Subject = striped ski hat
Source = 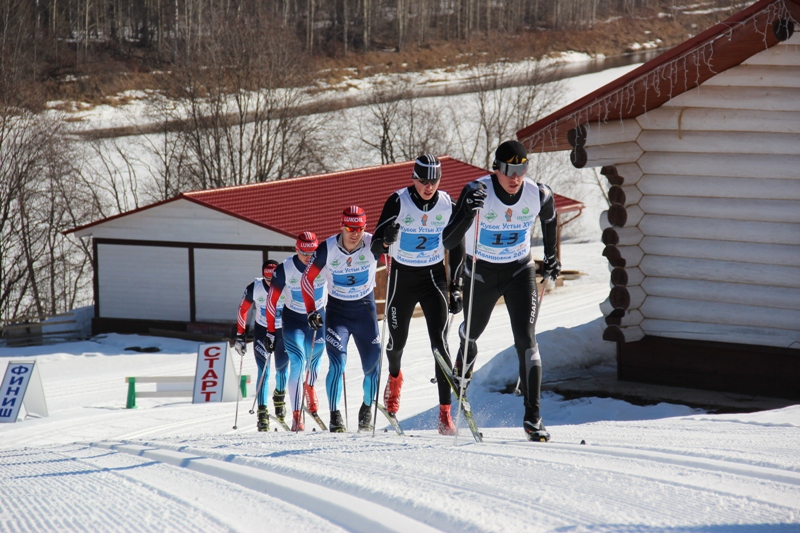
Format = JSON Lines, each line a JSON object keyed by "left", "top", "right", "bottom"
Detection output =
{"left": 412, "top": 154, "right": 442, "bottom": 182}
{"left": 295, "top": 232, "right": 318, "bottom": 254}
{"left": 341, "top": 205, "right": 367, "bottom": 228}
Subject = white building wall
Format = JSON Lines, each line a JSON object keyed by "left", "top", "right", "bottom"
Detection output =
{"left": 98, "top": 244, "right": 190, "bottom": 321}
{"left": 591, "top": 33, "right": 800, "bottom": 348}
{"left": 194, "top": 249, "right": 262, "bottom": 322}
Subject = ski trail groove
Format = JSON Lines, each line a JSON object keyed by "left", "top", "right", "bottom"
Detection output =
{"left": 88, "top": 440, "right": 439, "bottom": 533}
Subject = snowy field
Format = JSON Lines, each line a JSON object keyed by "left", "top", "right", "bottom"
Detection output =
{"left": 2, "top": 241, "right": 799, "bottom": 532}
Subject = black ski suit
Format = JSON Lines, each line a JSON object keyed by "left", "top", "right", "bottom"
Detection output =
{"left": 371, "top": 186, "right": 465, "bottom": 405}
{"left": 442, "top": 174, "right": 558, "bottom": 424}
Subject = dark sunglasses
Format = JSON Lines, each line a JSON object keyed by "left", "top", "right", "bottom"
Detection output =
{"left": 297, "top": 249, "right": 315, "bottom": 256}
{"left": 413, "top": 176, "right": 440, "bottom": 186}
{"left": 496, "top": 161, "right": 528, "bottom": 178}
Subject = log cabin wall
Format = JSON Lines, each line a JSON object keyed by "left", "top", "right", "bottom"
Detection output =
{"left": 577, "top": 34, "right": 800, "bottom": 397}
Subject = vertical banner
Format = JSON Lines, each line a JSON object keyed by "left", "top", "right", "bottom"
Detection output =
{"left": 193, "top": 342, "right": 238, "bottom": 403}
{"left": 0, "top": 361, "right": 49, "bottom": 423}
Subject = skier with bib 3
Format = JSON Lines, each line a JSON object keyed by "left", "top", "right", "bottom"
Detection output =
{"left": 266, "top": 232, "right": 327, "bottom": 431}
{"left": 370, "top": 154, "right": 465, "bottom": 435}
{"left": 302, "top": 206, "right": 380, "bottom": 433}
{"left": 443, "top": 140, "right": 560, "bottom": 442}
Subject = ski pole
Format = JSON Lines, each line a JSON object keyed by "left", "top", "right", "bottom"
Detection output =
{"left": 232, "top": 348, "right": 245, "bottom": 430}
{"left": 249, "top": 348, "right": 271, "bottom": 414}
{"left": 454, "top": 210, "right": 481, "bottom": 444}
{"left": 373, "top": 248, "right": 394, "bottom": 437}
{"left": 514, "top": 278, "right": 548, "bottom": 396}
{"left": 343, "top": 371, "right": 349, "bottom": 430}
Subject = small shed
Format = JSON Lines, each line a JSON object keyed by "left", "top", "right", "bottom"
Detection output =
{"left": 516, "top": 0, "right": 800, "bottom": 399}
{"left": 68, "top": 156, "right": 584, "bottom": 337}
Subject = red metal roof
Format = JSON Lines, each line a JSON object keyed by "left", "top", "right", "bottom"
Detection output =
{"left": 517, "top": 0, "right": 800, "bottom": 152}
{"left": 183, "top": 156, "right": 583, "bottom": 240}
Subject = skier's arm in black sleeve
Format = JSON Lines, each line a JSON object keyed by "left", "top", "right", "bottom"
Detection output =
{"left": 538, "top": 183, "right": 558, "bottom": 258}
{"left": 446, "top": 201, "right": 466, "bottom": 285}
{"left": 370, "top": 192, "right": 401, "bottom": 259}
{"left": 443, "top": 182, "right": 479, "bottom": 250}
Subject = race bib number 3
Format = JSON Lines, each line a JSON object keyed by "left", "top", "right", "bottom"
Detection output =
{"left": 400, "top": 233, "right": 440, "bottom": 252}
{"left": 333, "top": 271, "right": 369, "bottom": 288}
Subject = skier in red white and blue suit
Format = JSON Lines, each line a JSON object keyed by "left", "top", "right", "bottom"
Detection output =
{"left": 302, "top": 206, "right": 380, "bottom": 433}
{"left": 234, "top": 260, "right": 289, "bottom": 431}
{"left": 266, "top": 232, "right": 327, "bottom": 432}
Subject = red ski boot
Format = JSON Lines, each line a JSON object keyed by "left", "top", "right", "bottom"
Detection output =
{"left": 383, "top": 371, "right": 403, "bottom": 415}
{"left": 291, "top": 410, "right": 304, "bottom": 432}
{"left": 438, "top": 404, "right": 456, "bottom": 435}
{"left": 304, "top": 381, "right": 319, "bottom": 413}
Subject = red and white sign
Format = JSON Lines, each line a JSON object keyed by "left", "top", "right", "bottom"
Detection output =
{"left": 192, "top": 342, "right": 237, "bottom": 403}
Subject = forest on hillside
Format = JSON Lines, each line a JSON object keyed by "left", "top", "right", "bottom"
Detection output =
{"left": 0, "top": 1, "right": 747, "bottom": 327}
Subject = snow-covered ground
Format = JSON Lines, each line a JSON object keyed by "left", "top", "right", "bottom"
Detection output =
{"left": 2, "top": 241, "right": 799, "bottom": 532}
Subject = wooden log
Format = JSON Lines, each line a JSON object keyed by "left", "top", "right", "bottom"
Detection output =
{"left": 583, "top": 142, "right": 643, "bottom": 169}
{"left": 639, "top": 236, "right": 800, "bottom": 267}
{"left": 617, "top": 245, "right": 644, "bottom": 268}
{"left": 640, "top": 296, "right": 800, "bottom": 331}
{"left": 639, "top": 255, "right": 800, "bottom": 289}
{"left": 641, "top": 277, "right": 800, "bottom": 311}
{"left": 600, "top": 297, "right": 614, "bottom": 317}
{"left": 600, "top": 166, "right": 622, "bottom": 186}
{"left": 570, "top": 145, "right": 588, "bottom": 168}
{"left": 601, "top": 228, "right": 619, "bottom": 246}
{"left": 606, "top": 205, "right": 628, "bottom": 227}
{"left": 622, "top": 266, "right": 644, "bottom": 286}
{"left": 584, "top": 119, "right": 641, "bottom": 147}
{"left": 567, "top": 124, "right": 587, "bottom": 147}
{"left": 636, "top": 107, "right": 800, "bottom": 134}
{"left": 638, "top": 152, "right": 800, "bottom": 179}
{"left": 604, "top": 309, "right": 645, "bottom": 328}
{"left": 610, "top": 285, "right": 646, "bottom": 310}
{"left": 637, "top": 174, "right": 800, "bottom": 200}
{"left": 609, "top": 227, "right": 644, "bottom": 247}
{"left": 619, "top": 185, "right": 642, "bottom": 207}
{"left": 639, "top": 214, "right": 800, "bottom": 246}
{"left": 638, "top": 196, "right": 800, "bottom": 223}
{"left": 702, "top": 64, "right": 800, "bottom": 88}
{"left": 637, "top": 130, "right": 800, "bottom": 156}
{"left": 603, "top": 325, "right": 626, "bottom": 343}
{"left": 613, "top": 163, "right": 643, "bottom": 186}
{"left": 664, "top": 86, "right": 800, "bottom": 111}
{"left": 608, "top": 185, "right": 626, "bottom": 206}
{"left": 602, "top": 245, "right": 626, "bottom": 268}
{"left": 639, "top": 319, "right": 800, "bottom": 349}
{"left": 618, "top": 325, "right": 645, "bottom": 343}
{"left": 610, "top": 267, "right": 627, "bottom": 286}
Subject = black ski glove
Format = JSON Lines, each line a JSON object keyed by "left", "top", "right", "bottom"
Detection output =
{"left": 449, "top": 283, "right": 463, "bottom": 314}
{"left": 542, "top": 253, "right": 561, "bottom": 282}
{"left": 307, "top": 311, "right": 323, "bottom": 331}
{"left": 265, "top": 331, "right": 276, "bottom": 353}
{"left": 234, "top": 333, "right": 246, "bottom": 356}
{"left": 383, "top": 222, "right": 400, "bottom": 245}
{"left": 464, "top": 184, "right": 487, "bottom": 214}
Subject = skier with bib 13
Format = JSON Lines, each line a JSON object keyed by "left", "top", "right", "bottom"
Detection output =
{"left": 442, "top": 140, "right": 560, "bottom": 442}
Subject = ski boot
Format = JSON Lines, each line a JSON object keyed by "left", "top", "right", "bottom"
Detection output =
{"left": 304, "top": 381, "right": 319, "bottom": 414}
{"left": 383, "top": 370, "right": 403, "bottom": 415}
{"left": 291, "top": 410, "right": 304, "bottom": 432}
{"left": 329, "top": 410, "right": 346, "bottom": 433}
{"left": 452, "top": 361, "right": 472, "bottom": 393}
{"left": 438, "top": 404, "right": 456, "bottom": 436}
{"left": 524, "top": 418, "right": 551, "bottom": 442}
{"left": 358, "top": 402, "right": 373, "bottom": 432}
{"left": 273, "top": 390, "right": 286, "bottom": 421}
{"left": 257, "top": 406, "right": 270, "bottom": 432}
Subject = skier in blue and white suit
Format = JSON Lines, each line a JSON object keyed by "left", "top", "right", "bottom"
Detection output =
{"left": 302, "top": 206, "right": 380, "bottom": 433}
{"left": 266, "top": 232, "right": 327, "bottom": 432}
